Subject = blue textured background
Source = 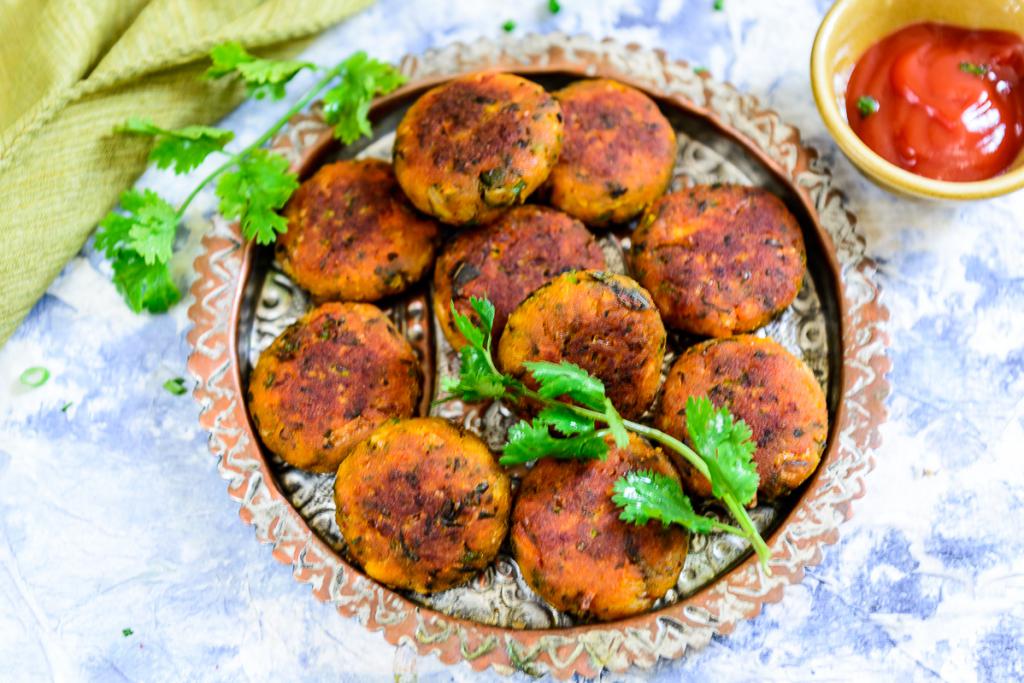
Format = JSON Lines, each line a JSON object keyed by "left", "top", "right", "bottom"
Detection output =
{"left": 2, "top": 1, "right": 1023, "bottom": 681}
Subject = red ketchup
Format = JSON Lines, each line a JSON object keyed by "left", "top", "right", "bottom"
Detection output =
{"left": 846, "top": 22, "right": 1024, "bottom": 182}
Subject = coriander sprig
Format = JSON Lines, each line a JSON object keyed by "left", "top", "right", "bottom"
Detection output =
{"left": 438, "top": 296, "right": 773, "bottom": 571}
{"left": 97, "top": 43, "right": 405, "bottom": 313}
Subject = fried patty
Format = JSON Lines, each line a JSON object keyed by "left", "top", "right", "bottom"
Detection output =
{"left": 497, "top": 270, "right": 666, "bottom": 419}
{"left": 655, "top": 336, "right": 827, "bottom": 500}
{"left": 510, "top": 434, "right": 688, "bottom": 621}
{"left": 433, "top": 205, "right": 607, "bottom": 350}
{"left": 393, "top": 72, "right": 564, "bottom": 226}
{"left": 545, "top": 79, "right": 676, "bottom": 226}
{"left": 334, "top": 418, "right": 512, "bottom": 593}
{"left": 276, "top": 159, "right": 440, "bottom": 301}
{"left": 247, "top": 303, "right": 421, "bottom": 473}
{"left": 629, "top": 185, "right": 807, "bottom": 337}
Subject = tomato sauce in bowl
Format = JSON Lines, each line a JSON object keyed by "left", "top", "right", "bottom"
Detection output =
{"left": 845, "top": 22, "right": 1024, "bottom": 182}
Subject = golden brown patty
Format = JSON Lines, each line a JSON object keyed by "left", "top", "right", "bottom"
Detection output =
{"left": 433, "top": 205, "right": 607, "bottom": 350}
{"left": 655, "top": 336, "right": 827, "bottom": 500}
{"left": 275, "top": 159, "right": 440, "bottom": 301}
{"left": 511, "top": 434, "right": 688, "bottom": 621}
{"left": 334, "top": 418, "right": 512, "bottom": 593}
{"left": 545, "top": 79, "right": 676, "bottom": 226}
{"left": 247, "top": 303, "right": 421, "bottom": 473}
{"left": 393, "top": 72, "right": 563, "bottom": 226}
{"left": 497, "top": 271, "right": 666, "bottom": 419}
{"left": 629, "top": 185, "right": 807, "bottom": 337}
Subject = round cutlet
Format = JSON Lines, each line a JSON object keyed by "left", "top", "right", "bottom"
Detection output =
{"left": 433, "top": 205, "right": 607, "bottom": 350}
{"left": 546, "top": 78, "right": 676, "bottom": 226}
{"left": 247, "top": 302, "right": 421, "bottom": 473}
{"left": 393, "top": 72, "right": 564, "bottom": 226}
{"left": 497, "top": 270, "right": 666, "bottom": 420}
{"left": 275, "top": 159, "right": 440, "bottom": 302}
{"left": 656, "top": 336, "right": 828, "bottom": 501}
{"left": 629, "top": 185, "right": 807, "bottom": 337}
{"left": 334, "top": 418, "right": 512, "bottom": 593}
{"left": 510, "top": 434, "right": 688, "bottom": 621}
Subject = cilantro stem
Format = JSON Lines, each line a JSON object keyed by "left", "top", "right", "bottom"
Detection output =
{"left": 174, "top": 63, "right": 348, "bottom": 220}
{"left": 517, "top": 387, "right": 771, "bottom": 572}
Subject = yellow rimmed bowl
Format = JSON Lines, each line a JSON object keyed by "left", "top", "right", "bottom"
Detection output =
{"left": 810, "top": 0, "right": 1024, "bottom": 200}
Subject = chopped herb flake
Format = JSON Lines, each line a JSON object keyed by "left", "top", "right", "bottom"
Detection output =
{"left": 502, "top": 20, "right": 516, "bottom": 32}
{"left": 693, "top": 66, "right": 709, "bottom": 75}
{"left": 19, "top": 366, "right": 50, "bottom": 388}
{"left": 61, "top": 401, "right": 73, "bottom": 413}
{"left": 548, "top": 0, "right": 561, "bottom": 13}
{"left": 163, "top": 377, "right": 187, "bottom": 396}
{"left": 122, "top": 628, "right": 133, "bottom": 637}
{"left": 959, "top": 61, "right": 988, "bottom": 76}
{"left": 857, "top": 95, "right": 879, "bottom": 118}
{"left": 713, "top": 0, "right": 724, "bottom": 9}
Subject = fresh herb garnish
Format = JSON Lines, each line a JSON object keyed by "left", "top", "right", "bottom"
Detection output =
{"left": 19, "top": 366, "right": 50, "bottom": 388}
{"left": 122, "top": 628, "right": 133, "bottom": 637}
{"left": 438, "top": 297, "right": 772, "bottom": 570}
{"left": 206, "top": 41, "right": 316, "bottom": 100}
{"left": 117, "top": 118, "right": 235, "bottom": 174}
{"left": 693, "top": 66, "right": 709, "bottom": 76}
{"left": 97, "top": 45, "right": 405, "bottom": 314}
{"left": 713, "top": 0, "right": 724, "bottom": 10}
{"left": 959, "top": 61, "right": 989, "bottom": 77}
{"left": 857, "top": 95, "right": 879, "bottom": 118}
{"left": 163, "top": 377, "right": 187, "bottom": 396}
{"left": 502, "top": 20, "right": 516, "bottom": 32}
{"left": 61, "top": 401, "right": 73, "bottom": 412}
{"left": 548, "top": 0, "right": 561, "bottom": 13}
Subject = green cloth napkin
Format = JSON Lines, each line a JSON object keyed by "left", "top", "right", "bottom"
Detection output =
{"left": 0, "top": 0, "right": 372, "bottom": 345}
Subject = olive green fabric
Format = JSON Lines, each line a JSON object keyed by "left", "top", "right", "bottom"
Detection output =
{"left": 0, "top": 0, "right": 372, "bottom": 345}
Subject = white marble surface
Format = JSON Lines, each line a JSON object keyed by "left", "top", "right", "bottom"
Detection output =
{"left": 2, "top": 1, "right": 1024, "bottom": 681}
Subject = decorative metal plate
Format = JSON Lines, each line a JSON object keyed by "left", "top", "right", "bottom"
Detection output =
{"left": 187, "top": 34, "right": 890, "bottom": 678}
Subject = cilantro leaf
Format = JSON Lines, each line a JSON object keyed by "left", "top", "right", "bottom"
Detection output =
{"left": 215, "top": 150, "right": 297, "bottom": 244}
{"left": 323, "top": 51, "right": 406, "bottom": 144}
{"left": 685, "top": 396, "right": 759, "bottom": 506}
{"left": 110, "top": 251, "right": 181, "bottom": 313}
{"left": 500, "top": 417, "right": 607, "bottom": 466}
{"left": 536, "top": 404, "right": 594, "bottom": 436}
{"left": 441, "top": 345, "right": 509, "bottom": 402}
{"left": 97, "top": 189, "right": 178, "bottom": 264}
{"left": 117, "top": 117, "right": 234, "bottom": 174}
{"left": 523, "top": 360, "right": 606, "bottom": 411}
{"left": 613, "top": 470, "right": 718, "bottom": 533}
{"left": 206, "top": 41, "right": 315, "bottom": 100}
{"left": 440, "top": 299, "right": 516, "bottom": 402}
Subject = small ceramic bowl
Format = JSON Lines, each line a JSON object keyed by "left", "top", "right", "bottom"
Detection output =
{"left": 811, "top": 0, "right": 1024, "bottom": 200}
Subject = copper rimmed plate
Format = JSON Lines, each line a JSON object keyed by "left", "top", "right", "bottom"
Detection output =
{"left": 187, "top": 34, "right": 889, "bottom": 678}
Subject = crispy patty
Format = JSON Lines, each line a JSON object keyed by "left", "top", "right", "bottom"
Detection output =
{"left": 655, "top": 336, "right": 827, "bottom": 501}
{"left": 334, "top": 418, "right": 512, "bottom": 593}
{"left": 497, "top": 271, "right": 666, "bottom": 419}
{"left": 433, "top": 205, "right": 607, "bottom": 349}
{"left": 393, "top": 72, "right": 564, "bottom": 226}
{"left": 545, "top": 79, "right": 676, "bottom": 226}
{"left": 275, "top": 159, "right": 440, "bottom": 302}
{"left": 247, "top": 303, "right": 421, "bottom": 473}
{"left": 629, "top": 185, "right": 807, "bottom": 337}
{"left": 510, "top": 434, "right": 688, "bottom": 621}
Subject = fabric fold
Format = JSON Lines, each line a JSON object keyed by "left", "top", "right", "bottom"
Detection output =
{"left": 0, "top": 0, "right": 372, "bottom": 345}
